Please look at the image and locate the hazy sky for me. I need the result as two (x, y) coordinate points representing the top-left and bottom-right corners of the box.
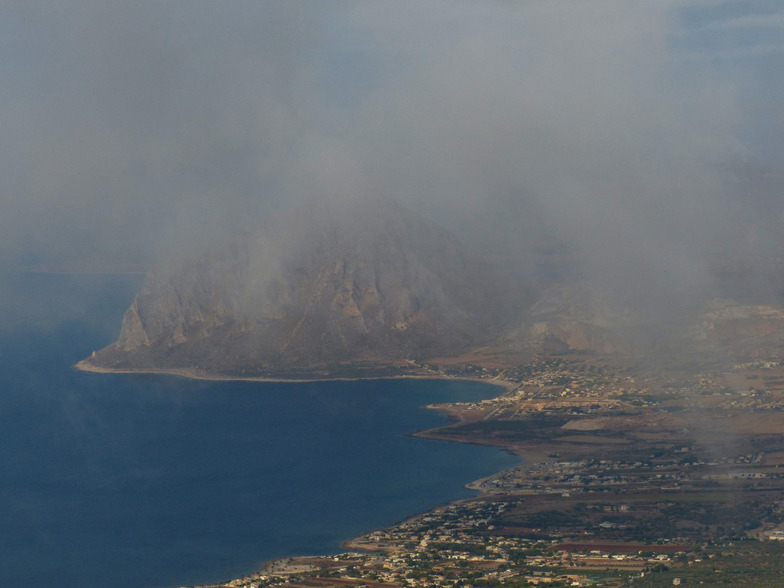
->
(1, 0), (782, 290)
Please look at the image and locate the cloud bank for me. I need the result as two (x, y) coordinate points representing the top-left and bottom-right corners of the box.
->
(1, 1), (782, 313)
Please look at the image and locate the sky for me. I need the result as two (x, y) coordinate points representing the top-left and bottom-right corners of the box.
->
(1, 0), (783, 306)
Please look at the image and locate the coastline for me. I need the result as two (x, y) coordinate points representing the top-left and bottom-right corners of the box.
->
(74, 359), (517, 391)
(77, 358), (524, 588)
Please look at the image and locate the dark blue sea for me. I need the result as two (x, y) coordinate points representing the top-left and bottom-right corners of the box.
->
(0, 272), (519, 588)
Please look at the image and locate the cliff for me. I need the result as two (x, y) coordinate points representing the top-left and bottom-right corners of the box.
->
(81, 199), (520, 376)
(78, 186), (784, 377)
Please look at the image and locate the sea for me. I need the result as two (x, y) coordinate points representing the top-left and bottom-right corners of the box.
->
(0, 271), (520, 588)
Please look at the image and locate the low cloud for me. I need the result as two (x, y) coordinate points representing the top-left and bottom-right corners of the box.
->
(1, 1), (782, 317)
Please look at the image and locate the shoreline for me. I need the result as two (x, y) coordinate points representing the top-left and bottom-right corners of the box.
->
(74, 359), (516, 391)
(77, 359), (522, 588)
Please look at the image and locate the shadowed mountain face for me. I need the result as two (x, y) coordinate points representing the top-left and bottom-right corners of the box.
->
(87, 200), (520, 375)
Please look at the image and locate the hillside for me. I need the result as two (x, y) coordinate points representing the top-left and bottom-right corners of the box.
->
(79, 200), (520, 377)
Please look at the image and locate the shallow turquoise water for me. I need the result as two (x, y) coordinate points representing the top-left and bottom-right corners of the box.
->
(0, 273), (519, 587)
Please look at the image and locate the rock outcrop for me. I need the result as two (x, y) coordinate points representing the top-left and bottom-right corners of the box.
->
(83, 199), (519, 376)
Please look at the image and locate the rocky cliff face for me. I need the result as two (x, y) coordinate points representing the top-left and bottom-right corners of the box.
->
(85, 200), (519, 375)
(81, 177), (784, 376)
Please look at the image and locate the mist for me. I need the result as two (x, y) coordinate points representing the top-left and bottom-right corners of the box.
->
(2, 1), (783, 320)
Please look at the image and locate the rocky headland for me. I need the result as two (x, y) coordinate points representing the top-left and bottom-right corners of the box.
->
(78, 197), (784, 380)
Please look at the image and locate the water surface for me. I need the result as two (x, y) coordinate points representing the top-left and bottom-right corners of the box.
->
(0, 273), (519, 587)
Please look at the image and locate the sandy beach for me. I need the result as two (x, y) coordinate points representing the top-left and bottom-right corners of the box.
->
(74, 358), (514, 391)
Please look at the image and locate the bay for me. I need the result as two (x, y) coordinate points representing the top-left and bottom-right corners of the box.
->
(0, 273), (519, 588)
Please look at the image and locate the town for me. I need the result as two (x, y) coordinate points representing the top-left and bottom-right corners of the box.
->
(196, 356), (784, 588)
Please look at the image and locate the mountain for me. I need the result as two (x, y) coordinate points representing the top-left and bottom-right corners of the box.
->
(80, 199), (521, 377)
(79, 163), (784, 377)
